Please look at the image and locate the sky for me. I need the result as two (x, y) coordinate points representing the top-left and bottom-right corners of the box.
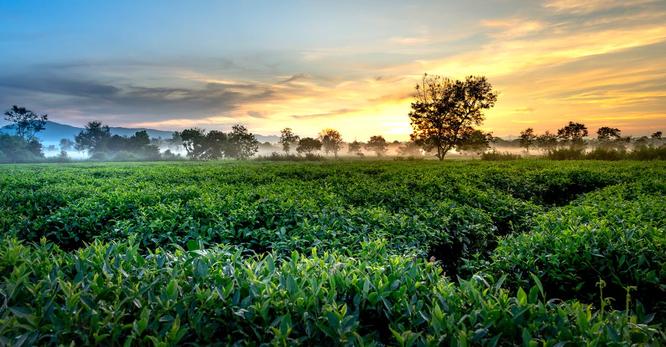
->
(0, 0), (664, 140)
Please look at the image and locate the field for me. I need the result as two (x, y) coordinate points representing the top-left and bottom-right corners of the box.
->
(0, 160), (664, 345)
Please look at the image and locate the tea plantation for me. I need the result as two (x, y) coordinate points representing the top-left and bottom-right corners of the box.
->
(0, 160), (664, 345)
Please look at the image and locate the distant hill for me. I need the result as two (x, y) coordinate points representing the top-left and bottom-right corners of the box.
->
(0, 121), (279, 145)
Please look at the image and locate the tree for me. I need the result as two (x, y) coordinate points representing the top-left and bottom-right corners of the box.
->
(227, 124), (258, 159)
(651, 131), (662, 139)
(456, 129), (492, 155)
(279, 128), (300, 154)
(519, 128), (537, 153)
(75, 121), (111, 153)
(168, 132), (183, 150)
(178, 128), (229, 160)
(398, 141), (422, 156)
(296, 137), (322, 155)
(409, 74), (498, 160)
(178, 128), (207, 159)
(4, 105), (48, 141)
(59, 138), (74, 151)
(203, 130), (229, 160)
(365, 135), (388, 156)
(596, 127), (627, 150)
(319, 128), (343, 157)
(557, 121), (588, 149)
(597, 127), (621, 142)
(0, 134), (44, 162)
(348, 141), (363, 156)
(536, 131), (558, 152)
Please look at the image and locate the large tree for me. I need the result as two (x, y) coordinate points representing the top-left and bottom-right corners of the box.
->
(319, 128), (343, 157)
(75, 121), (111, 153)
(279, 128), (300, 154)
(203, 130), (229, 160)
(365, 135), (388, 156)
(409, 74), (497, 160)
(3, 105), (48, 141)
(178, 128), (229, 160)
(347, 140), (363, 156)
(227, 124), (259, 159)
(597, 127), (626, 150)
(296, 137), (322, 155)
(536, 131), (559, 153)
(519, 128), (537, 153)
(557, 121), (588, 149)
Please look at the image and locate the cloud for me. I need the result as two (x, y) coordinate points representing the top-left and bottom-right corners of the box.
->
(0, 72), (278, 122)
(290, 108), (357, 120)
(389, 36), (431, 46)
(543, 0), (656, 13)
(481, 18), (545, 39)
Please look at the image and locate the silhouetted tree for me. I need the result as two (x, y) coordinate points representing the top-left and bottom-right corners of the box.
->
(59, 138), (74, 151)
(348, 140), (363, 156)
(168, 132), (183, 150)
(519, 128), (537, 153)
(557, 121), (588, 149)
(597, 127), (627, 150)
(0, 134), (44, 162)
(75, 121), (111, 153)
(409, 74), (497, 160)
(536, 131), (558, 152)
(3, 105), (48, 141)
(227, 124), (259, 159)
(279, 128), (300, 154)
(319, 128), (343, 157)
(365, 135), (388, 156)
(203, 130), (229, 160)
(296, 137), (322, 155)
(457, 129), (492, 155)
(651, 131), (662, 139)
(178, 128), (207, 159)
(398, 141), (422, 156)
(597, 127), (621, 141)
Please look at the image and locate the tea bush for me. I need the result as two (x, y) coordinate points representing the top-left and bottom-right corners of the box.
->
(0, 238), (662, 346)
(477, 183), (666, 316)
(0, 160), (664, 344)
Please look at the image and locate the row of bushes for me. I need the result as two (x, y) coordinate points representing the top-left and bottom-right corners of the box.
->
(1, 161), (664, 344)
(469, 182), (665, 318)
(546, 146), (666, 160)
(0, 238), (661, 345)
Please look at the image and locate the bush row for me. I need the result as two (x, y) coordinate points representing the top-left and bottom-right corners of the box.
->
(0, 238), (662, 346)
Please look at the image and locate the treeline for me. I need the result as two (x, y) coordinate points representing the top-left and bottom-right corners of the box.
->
(508, 122), (665, 160)
(1, 99), (664, 163)
(0, 106), (50, 163)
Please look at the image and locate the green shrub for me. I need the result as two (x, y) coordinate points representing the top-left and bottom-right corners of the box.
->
(478, 184), (666, 316)
(0, 238), (661, 345)
(481, 151), (521, 161)
(630, 145), (666, 160)
(546, 148), (586, 160)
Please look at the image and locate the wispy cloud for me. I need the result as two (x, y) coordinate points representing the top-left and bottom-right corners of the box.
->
(543, 0), (656, 14)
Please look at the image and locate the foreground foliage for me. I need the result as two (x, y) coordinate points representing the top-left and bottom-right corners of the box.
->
(0, 160), (664, 345)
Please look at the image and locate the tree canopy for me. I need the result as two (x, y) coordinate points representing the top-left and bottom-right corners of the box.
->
(177, 125), (258, 160)
(279, 128), (300, 154)
(297, 137), (322, 155)
(557, 121), (588, 149)
(519, 128), (537, 153)
(365, 136), (388, 156)
(3, 105), (48, 141)
(319, 128), (343, 157)
(409, 74), (497, 160)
